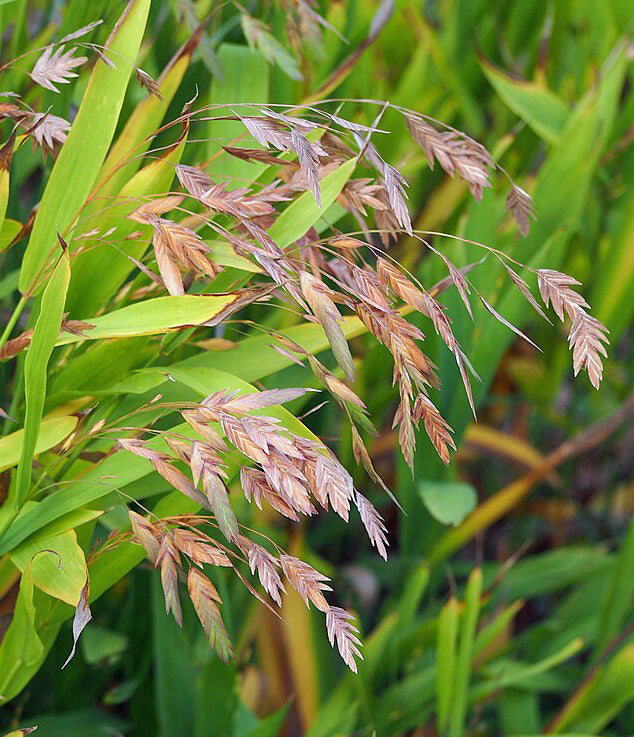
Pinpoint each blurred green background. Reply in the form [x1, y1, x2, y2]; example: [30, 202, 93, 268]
[1, 1, 633, 736]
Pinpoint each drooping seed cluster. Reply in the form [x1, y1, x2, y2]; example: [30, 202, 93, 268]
[122, 387, 387, 669]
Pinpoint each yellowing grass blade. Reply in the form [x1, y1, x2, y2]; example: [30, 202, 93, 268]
[0, 415, 78, 473]
[57, 294, 241, 345]
[10, 528, 87, 606]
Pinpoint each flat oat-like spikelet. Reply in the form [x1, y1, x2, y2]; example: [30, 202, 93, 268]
[176, 164, 213, 199]
[172, 529, 232, 567]
[307, 451, 354, 521]
[404, 113, 493, 200]
[136, 68, 163, 100]
[537, 269, 590, 320]
[30, 44, 87, 92]
[240, 466, 301, 521]
[188, 567, 233, 663]
[25, 112, 71, 155]
[568, 310, 609, 389]
[354, 492, 389, 560]
[382, 163, 412, 234]
[300, 271, 355, 381]
[280, 554, 332, 612]
[238, 537, 286, 606]
[506, 184, 536, 236]
[129, 511, 160, 564]
[145, 216, 221, 295]
[413, 394, 456, 466]
[239, 113, 327, 203]
[326, 607, 363, 674]
[201, 469, 238, 542]
[156, 533, 183, 626]
[538, 269, 609, 388]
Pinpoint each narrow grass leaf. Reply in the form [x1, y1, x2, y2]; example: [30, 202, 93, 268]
[449, 567, 482, 737]
[436, 596, 460, 732]
[14, 248, 70, 506]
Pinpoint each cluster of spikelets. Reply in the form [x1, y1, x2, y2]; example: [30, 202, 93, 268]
[119, 386, 383, 671]
[4, 15, 610, 671]
[113, 103, 608, 670]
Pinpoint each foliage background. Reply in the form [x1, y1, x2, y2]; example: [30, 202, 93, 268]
[0, 1, 633, 736]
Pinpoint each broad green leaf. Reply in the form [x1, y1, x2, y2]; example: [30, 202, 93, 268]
[47, 337, 154, 403]
[14, 506, 102, 543]
[0, 450, 151, 555]
[0, 268, 18, 299]
[268, 158, 356, 248]
[19, 0, 152, 293]
[207, 43, 269, 184]
[0, 561, 44, 700]
[474, 601, 523, 658]
[243, 703, 291, 737]
[57, 294, 239, 345]
[14, 249, 70, 506]
[10, 528, 87, 606]
[103, 678, 139, 705]
[418, 480, 477, 526]
[12, 710, 126, 737]
[195, 659, 239, 737]
[397, 563, 430, 623]
[473, 637, 584, 698]
[497, 690, 540, 736]
[496, 547, 611, 600]
[0, 415, 77, 472]
[206, 241, 263, 273]
[480, 57, 570, 143]
[58, 310, 367, 400]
